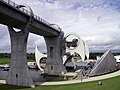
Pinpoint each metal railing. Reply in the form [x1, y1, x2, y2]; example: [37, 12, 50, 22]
[1, 0, 61, 31]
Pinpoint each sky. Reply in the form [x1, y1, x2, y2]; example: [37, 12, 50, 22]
[0, 0, 120, 53]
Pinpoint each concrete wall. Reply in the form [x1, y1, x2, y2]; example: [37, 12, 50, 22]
[90, 50, 116, 76]
[44, 31, 66, 75]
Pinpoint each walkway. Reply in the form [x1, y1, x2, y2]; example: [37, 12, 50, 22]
[0, 80, 5, 84]
[0, 70, 120, 85]
[36, 70, 120, 85]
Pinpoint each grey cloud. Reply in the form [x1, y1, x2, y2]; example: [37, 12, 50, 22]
[0, 24, 47, 53]
[84, 33, 120, 52]
[0, 25, 11, 52]
[27, 33, 46, 53]
[1, 0, 120, 53]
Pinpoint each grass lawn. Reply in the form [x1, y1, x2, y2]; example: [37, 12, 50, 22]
[0, 58, 10, 64]
[0, 58, 35, 65]
[0, 76, 120, 90]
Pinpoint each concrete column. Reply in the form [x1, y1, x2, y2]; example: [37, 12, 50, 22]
[44, 31, 66, 75]
[6, 5, 35, 87]
[6, 26, 35, 87]
[6, 29, 34, 87]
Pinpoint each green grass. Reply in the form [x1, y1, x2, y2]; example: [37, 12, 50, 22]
[0, 58, 35, 65]
[0, 76, 120, 90]
[27, 59, 35, 62]
[0, 58, 10, 64]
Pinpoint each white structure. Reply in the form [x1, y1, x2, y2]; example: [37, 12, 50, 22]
[84, 42, 89, 60]
[35, 46, 47, 72]
[35, 32, 89, 72]
[114, 55, 120, 63]
[90, 50, 116, 76]
[64, 32, 89, 62]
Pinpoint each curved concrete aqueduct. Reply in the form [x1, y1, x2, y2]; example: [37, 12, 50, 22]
[0, 0, 66, 87]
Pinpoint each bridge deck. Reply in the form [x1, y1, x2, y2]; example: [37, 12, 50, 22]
[0, 0, 60, 36]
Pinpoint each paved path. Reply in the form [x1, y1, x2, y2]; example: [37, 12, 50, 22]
[36, 70, 120, 85]
[0, 70, 120, 85]
[0, 80, 6, 84]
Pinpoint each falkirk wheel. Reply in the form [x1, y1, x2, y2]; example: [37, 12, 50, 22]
[35, 32, 89, 73]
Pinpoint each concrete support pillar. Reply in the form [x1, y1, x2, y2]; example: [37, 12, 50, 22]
[6, 5, 35, 86]
[44, 31, 66, 75]
[6, 26, 35, 87]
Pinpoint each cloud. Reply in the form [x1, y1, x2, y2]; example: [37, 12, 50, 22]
[0, 24, 46, 53]
[83, 33, 120, 52]
[27, 33, 46, 53]
[0, 0, 120, 53]
[0, 25, 11, 53]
